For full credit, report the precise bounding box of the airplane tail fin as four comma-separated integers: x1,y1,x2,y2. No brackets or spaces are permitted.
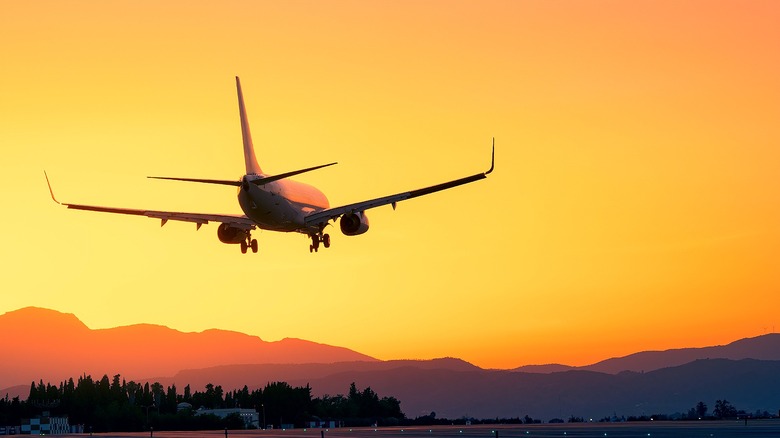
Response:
236,76,263,175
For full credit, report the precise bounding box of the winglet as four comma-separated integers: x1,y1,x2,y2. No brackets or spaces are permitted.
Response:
44,171,61,205
485,137,495,175
236,76,263,175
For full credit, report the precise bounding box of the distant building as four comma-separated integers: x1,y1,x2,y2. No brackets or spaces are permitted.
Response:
194,408,259,429
307,420,338,428
20,415,70,435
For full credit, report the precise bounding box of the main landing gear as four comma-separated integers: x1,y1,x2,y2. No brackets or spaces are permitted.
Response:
309,233,330,253
240,230,258,254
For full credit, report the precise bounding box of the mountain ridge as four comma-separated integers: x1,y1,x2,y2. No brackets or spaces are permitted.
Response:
0,307,376,390
283,358,780,419
512,333,780,374
3,307,779,419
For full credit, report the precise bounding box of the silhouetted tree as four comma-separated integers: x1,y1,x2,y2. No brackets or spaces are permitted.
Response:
713,399,737,419
262,381,312,428
27,382,37,402
126,381,140,406
151,382,164,413
312,382,403,426
695,401,707,418
378,395,403,419
110,374,124,403
98,375,111,405
165,384,178,414
233,385,251,408
182,384,191,403
142,382,152,406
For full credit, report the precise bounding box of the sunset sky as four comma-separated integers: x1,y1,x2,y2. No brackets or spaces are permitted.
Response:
1,1,778,369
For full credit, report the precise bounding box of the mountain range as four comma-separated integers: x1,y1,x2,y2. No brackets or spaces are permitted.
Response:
2,307,778,420
514,333,780,374
0,307,374,389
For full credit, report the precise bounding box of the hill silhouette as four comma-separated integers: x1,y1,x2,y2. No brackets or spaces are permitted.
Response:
328,358,780,419
137,358,780,420
513,334,780,374
154,357,479,391
2,307,778,420
0,307,375,390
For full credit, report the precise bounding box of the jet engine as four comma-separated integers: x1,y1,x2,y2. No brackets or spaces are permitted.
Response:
217,223,245,244
340,212,370,236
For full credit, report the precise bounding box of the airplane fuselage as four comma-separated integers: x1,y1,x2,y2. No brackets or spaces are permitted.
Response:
238,175,329,234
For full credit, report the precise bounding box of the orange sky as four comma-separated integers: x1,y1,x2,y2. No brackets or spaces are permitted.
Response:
1,0,778,369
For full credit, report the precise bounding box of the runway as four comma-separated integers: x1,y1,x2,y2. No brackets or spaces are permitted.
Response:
74,420,780,438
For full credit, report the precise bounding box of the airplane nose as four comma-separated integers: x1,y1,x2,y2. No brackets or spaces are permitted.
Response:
241,177,250,192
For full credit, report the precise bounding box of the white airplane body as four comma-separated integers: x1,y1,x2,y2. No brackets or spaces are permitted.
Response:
47,77,493,253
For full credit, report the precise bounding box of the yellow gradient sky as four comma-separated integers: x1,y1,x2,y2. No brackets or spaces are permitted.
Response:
1,1,778,369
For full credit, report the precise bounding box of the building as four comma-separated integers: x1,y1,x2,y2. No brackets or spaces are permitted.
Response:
20,416,70,435
194,408,259,429
307,420,338,429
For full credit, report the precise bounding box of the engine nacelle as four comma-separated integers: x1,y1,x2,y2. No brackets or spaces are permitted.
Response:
217,223,245,244
340,212,370,236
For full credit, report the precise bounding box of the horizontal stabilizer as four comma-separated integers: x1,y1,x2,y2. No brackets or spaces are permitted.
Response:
147,176,241,186
250,162,337,186
148,162,336,187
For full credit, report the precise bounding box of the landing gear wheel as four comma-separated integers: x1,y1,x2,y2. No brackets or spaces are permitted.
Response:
240,240,248,254
251,239,258,253
323,234,331,248
309,245,314,253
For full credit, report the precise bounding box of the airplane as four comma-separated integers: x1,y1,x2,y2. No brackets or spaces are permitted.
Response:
45,77,494,253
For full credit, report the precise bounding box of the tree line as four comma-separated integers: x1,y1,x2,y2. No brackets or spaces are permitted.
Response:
593,399,774,423
0,374,403,432
2,375,774,431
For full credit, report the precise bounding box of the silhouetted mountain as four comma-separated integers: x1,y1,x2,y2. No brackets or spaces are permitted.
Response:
512,364,575,374
3,307,779,420
0,307,376,390
303,359,780,419
154,357,479,391
513,334,780,374
142,359,780,420
0,385,29,401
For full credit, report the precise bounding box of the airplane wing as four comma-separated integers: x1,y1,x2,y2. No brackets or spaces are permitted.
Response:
304,141,494,227
45,172,256,231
